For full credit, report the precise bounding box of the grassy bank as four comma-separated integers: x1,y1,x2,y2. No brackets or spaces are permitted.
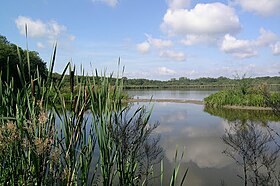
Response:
204,83,280,108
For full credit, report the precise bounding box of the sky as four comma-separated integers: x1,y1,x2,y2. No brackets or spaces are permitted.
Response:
1,0,280,80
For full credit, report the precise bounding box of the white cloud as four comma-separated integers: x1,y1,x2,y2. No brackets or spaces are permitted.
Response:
160,111,187,123
15,16,74,45
254,28,278,47
36,42,45,49
15,16,48,37
221,34,257,58
234,63,280,77
181,34,217,46
271,41,280,55
159,50,186,61
136,34,173,55
161,3,240,36
146,34,173,48
167,0,191,9
68,35,76,41
157,67,176,75
220,28,279,58
190,63,280,78
92,0,118,7
136,41,150,54
235,0,280,16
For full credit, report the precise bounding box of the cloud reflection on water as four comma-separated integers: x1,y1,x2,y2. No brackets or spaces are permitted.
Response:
129,101,280,185
136,102,243,185
141,102,232,168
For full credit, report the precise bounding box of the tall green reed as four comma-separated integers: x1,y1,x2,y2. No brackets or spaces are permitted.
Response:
0,37,188,185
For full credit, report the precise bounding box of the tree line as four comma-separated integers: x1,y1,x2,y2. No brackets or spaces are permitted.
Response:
1,34,279,90
123,76,280,88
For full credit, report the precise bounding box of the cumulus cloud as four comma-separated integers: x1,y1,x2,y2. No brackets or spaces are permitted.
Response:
181,34,217,46
92,0,118,7
16,16,48,37
235,0,280,16
221,34,257,58
159,50,186,61
167,0,191,9
146,34,173,48
16,16,66,37
136,34,173,56
157,67,176,75
161,3,240,36
271,41,280,55
221,28,279,58
15,16,74,47
254,28,278,47
136,41,150,54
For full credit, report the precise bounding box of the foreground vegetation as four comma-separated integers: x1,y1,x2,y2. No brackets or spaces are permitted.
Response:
0,34,188,185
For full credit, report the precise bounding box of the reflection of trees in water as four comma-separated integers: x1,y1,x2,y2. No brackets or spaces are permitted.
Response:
110,107,163,185
204,106,280,125
222,121,280,186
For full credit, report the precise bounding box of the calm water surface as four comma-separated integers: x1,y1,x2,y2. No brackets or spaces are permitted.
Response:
127,89,218,101
127,90,280,186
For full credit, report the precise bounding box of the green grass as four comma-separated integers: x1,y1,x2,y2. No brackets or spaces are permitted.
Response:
204,86,280,108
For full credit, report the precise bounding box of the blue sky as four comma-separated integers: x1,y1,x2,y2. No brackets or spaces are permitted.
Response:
1,0,280,80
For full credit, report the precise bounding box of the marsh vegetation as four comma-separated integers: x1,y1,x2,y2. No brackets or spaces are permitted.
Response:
1,34,280,185
0,35,188,185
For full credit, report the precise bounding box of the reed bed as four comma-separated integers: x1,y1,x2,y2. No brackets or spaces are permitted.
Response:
0,40,187,185
204,85,280,108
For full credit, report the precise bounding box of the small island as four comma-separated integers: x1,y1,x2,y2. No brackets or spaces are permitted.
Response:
204,79,280,110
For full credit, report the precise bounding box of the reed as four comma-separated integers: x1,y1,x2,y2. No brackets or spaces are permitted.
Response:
0,40,188,185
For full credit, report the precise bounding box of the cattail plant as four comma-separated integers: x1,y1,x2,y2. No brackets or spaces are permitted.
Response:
0,33,188,185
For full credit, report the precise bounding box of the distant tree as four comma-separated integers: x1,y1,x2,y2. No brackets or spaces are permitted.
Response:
0,35,9,44
24,51,48,79
0,35,47,88
178,77,187,81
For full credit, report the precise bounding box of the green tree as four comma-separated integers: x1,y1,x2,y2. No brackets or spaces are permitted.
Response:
0,35,47,88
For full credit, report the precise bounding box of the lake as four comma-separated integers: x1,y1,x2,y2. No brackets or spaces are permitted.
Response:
127,89,280,186
128,89,217,101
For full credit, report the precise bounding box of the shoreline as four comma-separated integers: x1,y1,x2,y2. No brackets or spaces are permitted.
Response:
127,98,273,111
223,105,272,111
127,98,204,105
